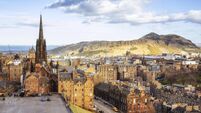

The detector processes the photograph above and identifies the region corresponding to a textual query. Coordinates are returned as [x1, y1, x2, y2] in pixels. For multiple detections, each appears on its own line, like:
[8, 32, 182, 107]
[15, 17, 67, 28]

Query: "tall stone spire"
[35, 15, 47, 64]
[39, 15, 44, 40]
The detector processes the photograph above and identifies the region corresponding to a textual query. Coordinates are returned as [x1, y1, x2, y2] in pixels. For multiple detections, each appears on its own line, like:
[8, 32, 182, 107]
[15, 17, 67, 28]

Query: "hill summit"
[141, 32, 197, 48]
[50, 33, 199, 57]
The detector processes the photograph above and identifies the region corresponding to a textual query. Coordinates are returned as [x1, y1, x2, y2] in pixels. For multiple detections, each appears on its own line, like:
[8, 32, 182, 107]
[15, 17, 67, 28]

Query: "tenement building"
[58, 69, 94, 111]
[0, 55, 8, 90]
[4, 54, 23, 82]
[95, 64, 137, 84]
[0, 54, 22, 94]
[95, 64, 118, 84]
[95, 82, 155, 113]
[117, 64, 137, 81]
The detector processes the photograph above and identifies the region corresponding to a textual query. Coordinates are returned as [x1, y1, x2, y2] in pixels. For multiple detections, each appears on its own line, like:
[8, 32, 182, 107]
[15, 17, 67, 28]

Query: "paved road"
[94, 100, 117, 113]
[0, 94, 71, 113]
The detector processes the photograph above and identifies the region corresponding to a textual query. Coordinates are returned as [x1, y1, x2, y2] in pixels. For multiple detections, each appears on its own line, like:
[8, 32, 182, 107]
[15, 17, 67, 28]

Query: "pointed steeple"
[39, 15, 44, 40]
[35, 15, 47, 64]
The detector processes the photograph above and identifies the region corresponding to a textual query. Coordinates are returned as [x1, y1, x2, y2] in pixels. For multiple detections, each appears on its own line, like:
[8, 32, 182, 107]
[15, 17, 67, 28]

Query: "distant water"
[0, 45, 58, 53]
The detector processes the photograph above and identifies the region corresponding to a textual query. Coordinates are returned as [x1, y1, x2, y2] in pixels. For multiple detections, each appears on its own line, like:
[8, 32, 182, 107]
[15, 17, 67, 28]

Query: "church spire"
[39, 15, 44, 40]
[35, 15, 47, 64]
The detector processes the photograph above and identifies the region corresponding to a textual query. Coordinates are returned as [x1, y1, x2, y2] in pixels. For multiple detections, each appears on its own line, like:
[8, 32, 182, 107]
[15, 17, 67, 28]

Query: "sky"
[0, 0, 201, 45]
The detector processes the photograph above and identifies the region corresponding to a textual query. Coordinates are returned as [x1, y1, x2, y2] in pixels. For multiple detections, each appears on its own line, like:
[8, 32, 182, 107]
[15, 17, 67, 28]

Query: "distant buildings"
[28, 47, 35, 64]
[95, 64, 118, 83]
[95, 64, 137, 84]
[5, 56, 23, 82]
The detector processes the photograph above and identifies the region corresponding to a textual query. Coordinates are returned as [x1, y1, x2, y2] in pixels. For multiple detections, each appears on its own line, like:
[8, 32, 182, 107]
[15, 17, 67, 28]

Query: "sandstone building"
[95, 82, 155, 113]
[95, 64, 137, 84]
[95, 64, 118, 84]
[3, 54, 23, 82]
[58, 69, 94, 111]
[24, 64, 49, 96]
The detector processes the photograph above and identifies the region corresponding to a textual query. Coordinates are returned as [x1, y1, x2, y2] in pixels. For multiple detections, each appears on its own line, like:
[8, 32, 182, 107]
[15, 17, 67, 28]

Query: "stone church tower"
[35, 15, 47, 64]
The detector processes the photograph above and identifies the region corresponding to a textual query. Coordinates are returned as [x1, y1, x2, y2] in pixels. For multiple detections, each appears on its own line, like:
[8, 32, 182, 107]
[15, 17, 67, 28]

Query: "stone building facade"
[0, 56, 7, 81]
[117, 64, 137, 81]
[95, 82, 155, 113]
[58, 70, 94, 111]
[95, 64, 137, 84]
[24, 64, 50, 96]
[3, 55, 23, 82]
[95, 64, 118, 84]
[7, 63, 23, 82]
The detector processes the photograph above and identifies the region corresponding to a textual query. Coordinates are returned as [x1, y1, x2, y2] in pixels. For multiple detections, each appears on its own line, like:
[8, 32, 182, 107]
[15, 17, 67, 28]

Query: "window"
[145, 98, 147, 103]
[133, 99, 136, 104]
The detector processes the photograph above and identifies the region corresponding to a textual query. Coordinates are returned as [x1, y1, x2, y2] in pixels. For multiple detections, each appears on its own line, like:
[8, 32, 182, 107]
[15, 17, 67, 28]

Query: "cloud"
[15, 16, 43, 28]
[0, 14, 50, 29]
[16, 22, 38, 27]
[46, 0, 201, 25]
[0, 24, 18, 29]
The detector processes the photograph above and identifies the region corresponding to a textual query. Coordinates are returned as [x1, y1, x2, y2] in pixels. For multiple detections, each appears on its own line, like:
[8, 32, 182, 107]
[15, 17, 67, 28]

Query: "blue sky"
[0, 0, 201, 45]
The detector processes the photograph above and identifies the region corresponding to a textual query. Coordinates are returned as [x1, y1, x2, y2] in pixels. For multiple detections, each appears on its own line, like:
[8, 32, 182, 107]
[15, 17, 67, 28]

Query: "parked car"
[40, 96, 50, 102]
[112, 107, 118, 112]
[0, 93, 4, 97]
[98, 110, 104, 113]
[0, 97, 5, 101]
[19, 90, 25, 97]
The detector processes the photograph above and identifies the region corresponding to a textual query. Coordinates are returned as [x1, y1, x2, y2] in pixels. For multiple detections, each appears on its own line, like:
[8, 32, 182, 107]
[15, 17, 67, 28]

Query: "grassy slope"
[51, 40, 200, 57]
[73, 41, 187, 57]
[69, 104, 93, 113]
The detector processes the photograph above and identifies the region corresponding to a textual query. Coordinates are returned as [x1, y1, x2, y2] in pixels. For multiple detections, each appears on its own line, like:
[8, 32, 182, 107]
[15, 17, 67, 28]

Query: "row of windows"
[74, 98, 93, 102]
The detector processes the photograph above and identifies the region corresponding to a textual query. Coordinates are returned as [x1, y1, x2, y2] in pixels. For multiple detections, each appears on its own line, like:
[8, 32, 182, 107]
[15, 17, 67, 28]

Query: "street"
[94, 99, 118, 113]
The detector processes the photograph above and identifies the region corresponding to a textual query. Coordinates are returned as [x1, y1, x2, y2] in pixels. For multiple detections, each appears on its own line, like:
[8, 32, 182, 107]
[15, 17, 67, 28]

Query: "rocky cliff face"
[50, 33, 199, 56]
